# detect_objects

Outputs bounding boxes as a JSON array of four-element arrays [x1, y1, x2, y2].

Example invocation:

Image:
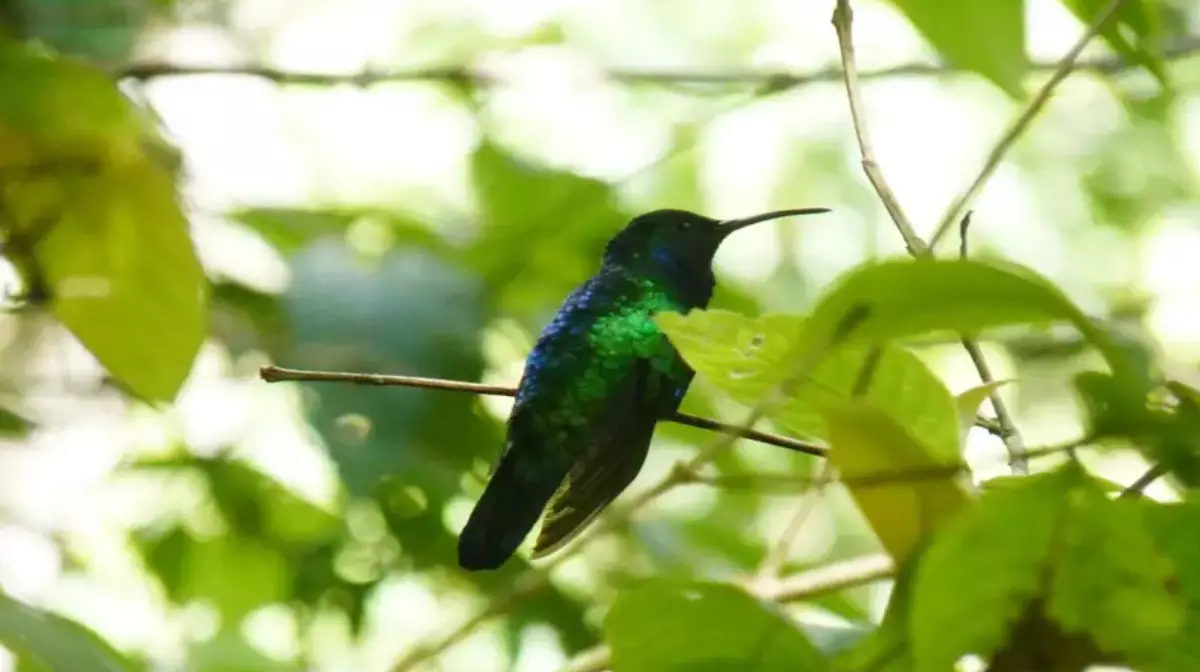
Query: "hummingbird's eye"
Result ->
[[679, 221, 691, 230]]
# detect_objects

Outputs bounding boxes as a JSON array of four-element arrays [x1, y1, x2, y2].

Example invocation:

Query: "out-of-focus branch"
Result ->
[[110, 36, 1200, 88]]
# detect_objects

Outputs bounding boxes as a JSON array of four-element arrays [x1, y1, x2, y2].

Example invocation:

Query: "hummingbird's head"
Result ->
[[604, 207, 831, 273]]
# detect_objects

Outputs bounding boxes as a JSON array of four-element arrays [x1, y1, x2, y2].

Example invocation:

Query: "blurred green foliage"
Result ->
[[0, 0, 1197, 670]]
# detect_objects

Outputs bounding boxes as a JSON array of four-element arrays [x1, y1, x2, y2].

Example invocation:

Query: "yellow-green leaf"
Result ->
[[955, 379, 1013, 443], [0, 591, 132, 671], [818, 400, 970, 563], [0, 39, 205, 402], [658, 309, 962, 460]]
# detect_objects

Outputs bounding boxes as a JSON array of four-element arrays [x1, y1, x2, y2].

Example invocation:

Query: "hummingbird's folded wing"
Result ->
[[531, 357, 666, 558]]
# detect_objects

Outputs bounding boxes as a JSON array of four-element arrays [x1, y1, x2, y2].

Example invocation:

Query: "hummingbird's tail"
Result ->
[[457, 451, 564, 571]]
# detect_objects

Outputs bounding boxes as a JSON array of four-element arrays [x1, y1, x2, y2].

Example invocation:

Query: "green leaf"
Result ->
[[910, 467, 1082, 670], [0, 591, 132, 671], [886, 0, 1026, 96], [180, 537, 290, 622], [1047, 493, 1183, 665], [1141, 501, 1200, 670], [1059, 0, 1167, 85], [0, 405, 32, 436], [797, 258, 1128, 380], [606, 580, 825, 672], [912, 466, 1186, 669], [468, 142, 629, 316], [657, 310, 961, 460], [0, 40, 206, 402], [819, 401, 970, 563]]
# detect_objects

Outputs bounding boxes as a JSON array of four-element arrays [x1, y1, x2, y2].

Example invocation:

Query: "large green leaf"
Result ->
[[1141, 501, 1200, 670], [819, 401, 970, 563], [886, 0, 1027, 96], [0, 592, 132, 671], [0, 39, 205, 402], [605, 580, 825, 672], [1047, 495, 1183, 666], [910, 468, 1081, 669], [796, 258, 1128, 378], [657, 310, 961, 460], [912, 466, 1186, 669]]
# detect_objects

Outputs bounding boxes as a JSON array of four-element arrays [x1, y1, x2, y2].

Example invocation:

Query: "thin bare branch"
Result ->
[[832, 0, 1042, 475], [260, 365, 825, 457], [830, 1, 925, 256], [752, 467, 830, 582]]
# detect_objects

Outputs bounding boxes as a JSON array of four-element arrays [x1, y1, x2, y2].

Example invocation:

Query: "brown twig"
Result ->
[[260, 365, 825, 457]]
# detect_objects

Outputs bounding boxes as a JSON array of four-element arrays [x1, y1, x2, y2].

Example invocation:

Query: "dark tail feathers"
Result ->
[[457, 456, 563, 571]]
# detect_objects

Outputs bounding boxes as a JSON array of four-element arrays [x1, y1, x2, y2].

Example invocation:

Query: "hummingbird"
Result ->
[[457, 207, 831, 570]]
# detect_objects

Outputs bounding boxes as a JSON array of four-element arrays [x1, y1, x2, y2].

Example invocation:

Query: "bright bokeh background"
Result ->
[[1, 0, 1198, 669]]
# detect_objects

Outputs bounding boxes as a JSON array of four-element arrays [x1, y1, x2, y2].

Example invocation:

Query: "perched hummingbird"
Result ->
[[457, 207, 831, 570]]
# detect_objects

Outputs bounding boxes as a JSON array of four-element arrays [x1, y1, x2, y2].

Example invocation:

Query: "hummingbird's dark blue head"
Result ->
[[604, 207, 831, 274]]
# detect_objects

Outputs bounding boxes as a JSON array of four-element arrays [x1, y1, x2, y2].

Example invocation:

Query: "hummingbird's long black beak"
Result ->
[[719, 207, 831, 236]]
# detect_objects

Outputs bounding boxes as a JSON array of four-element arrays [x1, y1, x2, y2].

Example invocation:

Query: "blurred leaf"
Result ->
[[819, 401, 970, 563], [1141, 501, 1200, 670], [0, 591, 132, 672], [1076, 373, 1200, 486], [606, 580, 825, 672], [1083, 93, 1189, 233], [1060, 0, 1167, 84], [231, 207, 449, 257], [798, 258, 1131, 381], [886, 0, 1027, 96], [200, 457, 342, 545], [468, 141, 630, 317], [912, 466, 1186, 669], [910, 467, 1082, 669], [0, 404, 32, 436], [658, 310, 960, 459], [181, 537, 290, 623], [1047, 494, 1183, 666], [189, 628, 296, 672], [833, 551, 918, 672], [0, 39, 205, 402]]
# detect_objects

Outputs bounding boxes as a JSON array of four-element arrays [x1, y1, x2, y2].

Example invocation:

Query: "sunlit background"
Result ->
[[1, 0, 1199, 669]]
